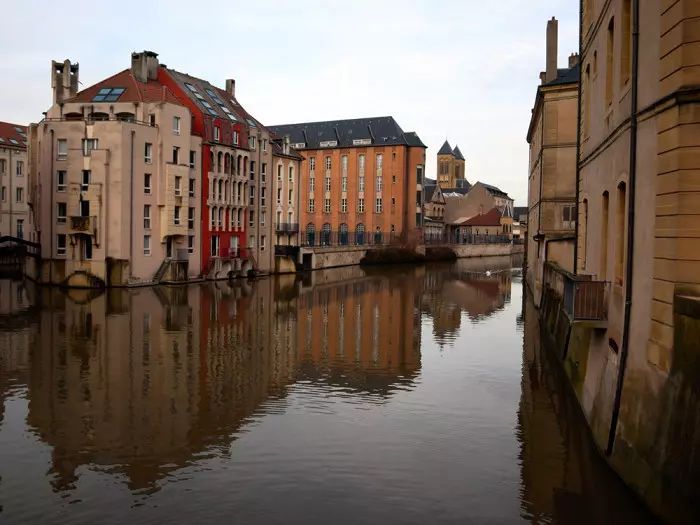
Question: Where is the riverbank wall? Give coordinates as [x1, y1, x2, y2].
[536, 268, 700, 524]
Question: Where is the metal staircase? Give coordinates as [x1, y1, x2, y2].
[153, 258, 170, 283]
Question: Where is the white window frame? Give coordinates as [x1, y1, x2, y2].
[324, 199, 331, 213]
[325, 177, 331, 192]
[144, 173, 152, 194]
[57, 234, 67, 256]
[188, 235, 194, 253]
[310, 176, 315, 192]
[376, 198, 383, 213]
[214, 126, 221, 142]
[145, 142, 152, 163]
[81, 170, 90, 191]
[189, 151, 196, 169]
[173, 116, 181, 135]
[57, 171, 67, 191]
[16, 161, 23, 176]
[144, 204, 151, 229]
[377, 154, 383, 169]
[359, 198, 365, 213]
[359, 176, 365, 192]
[341, 198, 347, 213]
[262, 139, 267, 152]
[189, 178, 196, 198]
[174, 206, 181, 225]
[57, 139, 68, 160]
[144, 235, 151, 256]
[260, 235, 266, 251]
[309, 199, 315, 213]
[376, 174, 383, 192]
[82, 138, 98, 156]
[57, 202, 67, 223]
[261, 211, 266, 226]
[325, 156, 331, 170]
[309, 157, 316, 172]
[250, 136, 256, 150]
[16, 187, 23, 203]
[277, 164, 282, 183]
[342, 176, 347, 192]
[175, 176, 182, 197]
[233, 131, 239, 145]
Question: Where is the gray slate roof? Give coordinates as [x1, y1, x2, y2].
[513, 206, 528, 218]
[453, 146, 465, 161]
[268, 116, 426, 150]
[544, 63, 580, 87]
[437, 140, 453, 156]
[424, 183, 438, 203]
[480, 182, 510, 198]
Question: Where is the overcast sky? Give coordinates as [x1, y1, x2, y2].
[1, 0, 578, 205]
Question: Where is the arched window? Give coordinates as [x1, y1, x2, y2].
[224, 153, 230, 174]
[218, 180, 223, 201]
[219, 208, 224, 229]
[224, 180, 229, 203]
[237, 209, 243, 228]
[581, 198, 589, 270]
[339, 223, 349, 245]
[218, 152, 223, 173]
[210, 206, 217, 229]
[238, 182, 243, 204]
[615, 182, 627, 285]
[237, 155, 242, 176]
[210, 151, 214, 171]
[306, 223, 316, 246]
[356, 223, 365, 245]
[321, 223, 331, 246]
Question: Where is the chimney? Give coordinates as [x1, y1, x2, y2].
[283, 135, 290, 155]
[569, 52, 580, 68]
[51, 59, 79, 105]
[225, 79, 236, 98]
[546, 17, 558, 83]
[539, 72, 546, 85]
[131, 51, 159, 82]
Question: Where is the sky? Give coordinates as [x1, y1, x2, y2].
[0, 0, 578, 206]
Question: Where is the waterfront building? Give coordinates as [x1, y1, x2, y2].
[269, 117, 427, 247]
[159, 62, 303, 276]
[423, 178, 446, 238]
[444, 181, 514, 230]
[436, 140, 467, 189]
[29, 56, 201, 286]
[0, 122, 33, 240]
[526, 17, 580, 303]
[513, 206, 528, 240]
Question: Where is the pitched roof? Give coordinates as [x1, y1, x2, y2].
[424, 183, 437, 203]
[271, 139, 304, 160]
[437, 140, 453, 156]
[544, 63, 580, 87]
[462, 208, 503, 227]
[67, 69, 184, 106]
[480, 182, 510, 198]
[268, 116, 426, 150]
[453, 145, 465, 161]
[513, 206, 528, 218]
[0, 121, 28, 150]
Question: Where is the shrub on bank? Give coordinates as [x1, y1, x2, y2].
[360, 248, 426, 266]
[425, 247, 458, 262]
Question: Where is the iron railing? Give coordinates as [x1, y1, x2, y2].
[172, 248, 189, 262]
[276, 222, 299, 233]
[424, 233, 512, 245]
[543, 262, 608, 321]
[300, 231, 397, 247]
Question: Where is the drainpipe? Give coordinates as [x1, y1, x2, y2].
[50, 130, 55, 284]
[573, 0, 583, 274]
[129, 130, 135, 278]
[606, 0, 639, 456]
[9, 149, 13, 236]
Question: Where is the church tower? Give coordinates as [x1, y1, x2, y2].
[437, 140, 467, 188]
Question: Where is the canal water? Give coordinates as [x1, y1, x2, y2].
[0, 257, 657, 524]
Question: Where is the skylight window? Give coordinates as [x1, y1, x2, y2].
[91, 87, 125, 102]
[185, 83, 198, 93]
[200, 100, 219, 116]
[205, 89, 224, 105]
[14, 127, 22, 133]
[246, 118, 257, 128]
[0, 138, 5, 143]
[9, 139, 19, 145]
[221, 106, 237, 121]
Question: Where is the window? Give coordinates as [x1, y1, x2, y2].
[359, 176, 365, 192]
[325, 177, 331, 192]
[214, 126, 220, 142]
[261, 187, 266, 207]
[57, 139, 68, 159]
[288, 189, 293, 205]
[324, 199, 331, 213]
[249, 184, 255, 205]
[277, 187, 282, 204]
[144, 173, 152, 194]
[173, 116, 181, 135]
[144, 204, 151, 229]
[189, 150, 196, 169]
[211, 236, 220, 257]
[392, 175, 396, 184]
[359, 154, 365, 171]
[172, 147, 180, 165]
[233, 131, 239, 145]
[262, 139, 267, 152]
[57, 171, 67, 191]
[376, 174, 383, 192]
[91, 87, 125, 102]
[261, 211, 266, 226]
[173, 176, 182, 197]
[1, 187, 5, 201]
[174, 206, 181, 225]
[189, 178, 196, 198]
[57, 234, 67, 256]
[16, 187, 23, 203]
[392, 197, 396, 206]
[262, 163, 267, 182]
[582, 199, 589, 270]
[310, 157, 316, 172]
[249, 210, 255, 227]
[310, 176, 315, 192]
[289, 166, 294, 183]
[615, 182, 627, 284]
[250, 160, 256, 181]
[57, 203, 67, 223]
[81, 170, 90, 191]
[562, 205, 576, 230]
[277, 164, 282, 183]
[188, 235, 194, 253]
[150, 114, 156, 126]
[145, 142, 152, 163]
[16, 161, 23, 176]
[600, 191, 610, 280]
[250, 136, 256, 150]
[621, 0, 631, 86]
[144, 235, 151, 256]
[584, 64, 591, 137]
[246, 118, 257, 128]
[376, 198, 382, 213]
[309, 199, 315, 213]
[249, 235, 255, 249]
[341, 198, 347, 213]
[325, 156, 331, 171]
[377, 154, 383, 169]
[218, 208, 223, 228]
[80, 199, 90, 217]
[82, 138, 98, 156]
[358, 198, 365, 213]
[0, 159, 4, 174]
[606, 17, 615, 106]
[342, 176, 348, 192]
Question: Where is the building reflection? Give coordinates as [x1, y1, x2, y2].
[421, 256, 516, 344]
[3, 265, 423, 493]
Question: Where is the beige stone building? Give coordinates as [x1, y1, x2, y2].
[436, 141, 467, 189]
[444, 181, 514, 228]
[526, 17, 579, 303]
[29, 58, 202, 286]
[0, 122, 33, 240]
[423, 179, 446, 238]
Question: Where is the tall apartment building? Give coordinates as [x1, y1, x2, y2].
[526, 17, 579, 303]
[436, 140, 467, 188]
[30, 56, 201, 286]
[269, 117, 427, 246]
[159, 61, 302, 276]
[0, 122, 33, 240]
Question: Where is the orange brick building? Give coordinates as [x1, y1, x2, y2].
[270, 117, 426, 245]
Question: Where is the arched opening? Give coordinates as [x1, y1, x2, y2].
[211, 206, 217, 229]
[218, 180, 223, 201]
[237, 209, 243, 229]
[339, 223, 349, 245]
[116, 112, 135, 122]
[64, 112, 82, 121]
[225, 153, 231, 175]
[615, 182, 627, 285]
[210, 151, 214, 172]
[224, 180, 229, 203]
[356, 223, 365, 245]
[217, 152, 223, 173]
[237, 155, 242, 176]
[88, 112, 109, 122]
[600, 191, 610, 280]
[321, 223, 331, 246]
[306, 223, 316, 246]
[238, 182, 243, 204]
[219, 208, 224, 230]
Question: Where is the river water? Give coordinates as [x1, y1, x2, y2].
[0, 256, 657, 524]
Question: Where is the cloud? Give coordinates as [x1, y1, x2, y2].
[0, 0, 578, 205]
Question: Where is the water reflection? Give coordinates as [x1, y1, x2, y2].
[0, 260, 656, 524]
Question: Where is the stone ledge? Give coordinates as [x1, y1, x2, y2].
[674, 293, 700, 318]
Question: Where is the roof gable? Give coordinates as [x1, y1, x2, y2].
[437, 140, 453, 156]
[462, 208, 503, 227]
[68, 69, 184, 106]
[453, 145, 465, 161]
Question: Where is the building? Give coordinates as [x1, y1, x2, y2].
[159, 61, 303, 277]
[526, 17, 579, 302]
[29, 56, 202, 286]
[436, 140, 467, 188]
[423, 178, 446, 238]
[0, 122, 32, 239]
[513, 206, 528, 240]
[452, 207, 506, 239]
[444, 181, 514, 229]
[269, 117, 427, 247]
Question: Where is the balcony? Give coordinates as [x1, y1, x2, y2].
[275, 245, 299, 257]
[70, 216, 97, 235]
[275, 222, 299, 233]
[543, 262, 608, 323]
